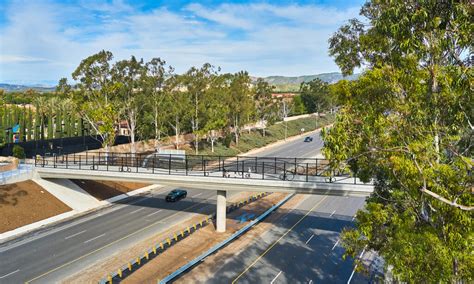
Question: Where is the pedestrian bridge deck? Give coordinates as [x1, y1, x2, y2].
[33, 153, 374, 197]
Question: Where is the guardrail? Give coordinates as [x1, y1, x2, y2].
[158, 193, 295, 283]
[98, 192, 270, 284]
[34, 152, 366, 185]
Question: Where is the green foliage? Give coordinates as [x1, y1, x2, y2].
[299, 78, 332, 113]
[327, 1, 473, 282]
[12, 145, 25, 159]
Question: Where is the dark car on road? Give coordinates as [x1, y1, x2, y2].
[304, 136, 313, 142]
[166, 189, 187, 202]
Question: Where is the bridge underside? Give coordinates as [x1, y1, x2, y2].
[35, 168, 373, 197]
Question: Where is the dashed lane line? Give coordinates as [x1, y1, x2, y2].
[331, 239, 340, 250]
[25, 194, 215, 284]
[64, 230, 87, 240]
[270, 271, 282, 284]
[305, 234, 314, 245]
[83, 233, 105, 244]
[347, 247, 366, 284]
[129, 208, 145, 214]
[232, 196, 328, 284]
[330, 210, 336, 217]
[0, 269, 19, 279]
[146, 210, 163, 217]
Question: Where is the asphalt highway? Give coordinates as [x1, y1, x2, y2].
[199, 194, 368, 284]
[0, 130, 326, 283]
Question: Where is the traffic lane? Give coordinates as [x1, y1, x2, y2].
[260, 131, 324, 158]
[235, 196, 363, 284]
[199, 194, 327, 284]
[197, 195, 365, 284]
[0, 187, 219, 283]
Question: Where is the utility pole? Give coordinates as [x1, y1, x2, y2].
[281, 100, 289, 141]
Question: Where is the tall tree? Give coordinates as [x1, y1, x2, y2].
[112, 56, 147, 155]
[254, 79, 277, 136]
[71, 50, 119, 153]
[326, 1, 473, 282]
[144, 58, 172, 148]
[227, 71, 254, 145]
[181, 63, 218, 154]
[299, 78, 330, 114]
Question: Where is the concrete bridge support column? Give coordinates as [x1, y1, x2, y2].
[216, 190, 227, 232]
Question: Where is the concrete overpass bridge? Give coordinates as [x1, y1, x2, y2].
[34, 153, 373, 232]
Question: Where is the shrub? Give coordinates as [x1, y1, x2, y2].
[12, 145, 25, 159]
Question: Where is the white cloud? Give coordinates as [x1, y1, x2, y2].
[0, 1, 361, 84]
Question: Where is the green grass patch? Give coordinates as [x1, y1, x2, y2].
[193, 114, 334, 156]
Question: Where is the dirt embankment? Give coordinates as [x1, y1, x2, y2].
[0, 180, 72, 233]
[70, 180, 149, 200]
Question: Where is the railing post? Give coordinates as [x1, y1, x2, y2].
[255, 157, 258, 174]
[262, 162, 265, 180]
[99, 152, 101, 166]
[274, 157, 277, 174]
[66, 155, 68, 169]
[86, 151, 88, 165]
[93, 156, 95, 170]
[201, 155, 204, 171]
[315, 159, 319, 175]
[73, 153, 76, 164]
[79, 155, 81, 170]
[136, 157, 139, 173]
[203, 158, 206, 176]
[169, 154, 172, 175]
[54, 155, 56, 168]
[306, 163, 309, 182]
[242, 160, 245, 179]
[237, 156, 239, 172]
[34, 155, 37, 167]
[283, 161, 286, 176]
[152, 155, 155, 174]
[185, 155, 188, 176]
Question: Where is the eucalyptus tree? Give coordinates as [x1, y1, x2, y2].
[144, 58, 173, 147]
[226, 71, 254, 145]
[299, 78, 330, 114]
[71, 50, 119, 153]
[200, 73, 229, 152]
[112, 56, 148, 155]
[254, 78, 277, 136]
[326, 1, 473, 281]
[165, 74, 191, 150]
[181, 63, 218, 154]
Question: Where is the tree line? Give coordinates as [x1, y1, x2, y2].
[56, 51, 336, 154]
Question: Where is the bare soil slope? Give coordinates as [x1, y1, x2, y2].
[71, 180, 149, 200]
[0, 180, 72, 233]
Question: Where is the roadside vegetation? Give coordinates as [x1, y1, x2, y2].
[325, 1, 473, 282]
[197, 114, 334, 156]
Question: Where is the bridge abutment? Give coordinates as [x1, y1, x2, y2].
[216, 190, 227, 232]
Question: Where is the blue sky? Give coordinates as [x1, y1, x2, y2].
[0, 0, 364, 85]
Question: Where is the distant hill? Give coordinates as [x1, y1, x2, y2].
[255, 72, 359, 92]
[0, 83, 56, 93]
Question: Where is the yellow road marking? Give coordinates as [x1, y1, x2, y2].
[232, 196, 328, 284]
[25, 193, 214, 283]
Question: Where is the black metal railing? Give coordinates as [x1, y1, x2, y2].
[34, 152, 365, 185]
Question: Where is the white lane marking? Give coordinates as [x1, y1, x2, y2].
[65, 230, 87, 240]
[0, 269, 19, 279]
[191, 193, 202, 198]
[146, 209, 163, 217]
[308, 280, 313, 284]
[270, 270, 282, 284]
[351, 215, 356, 221]
[332, 239, 340, 250]
[84, 233, 105, 244]
[330, 210, 336, 217]
[305, 234, 314, 244]
[347, 247, 366, 283]
[129, 208, 144, 214]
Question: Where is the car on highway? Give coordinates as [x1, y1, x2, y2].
[165, 189, 187, 202]
[304, 136, 313, 142]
